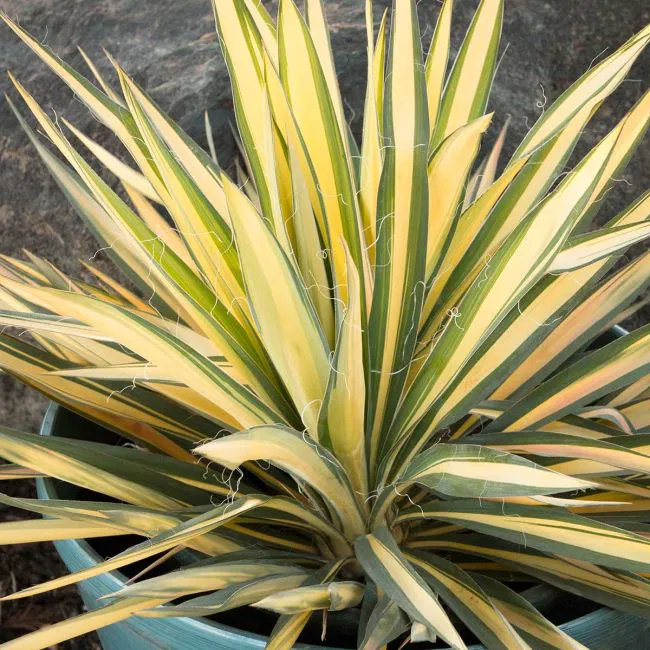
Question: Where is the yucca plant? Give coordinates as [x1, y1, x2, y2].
[1, 0, 650, 648]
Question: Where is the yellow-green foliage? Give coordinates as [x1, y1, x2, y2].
[1, 1, 650, 648]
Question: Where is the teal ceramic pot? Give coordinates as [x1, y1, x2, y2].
[36, 393, 648, 649]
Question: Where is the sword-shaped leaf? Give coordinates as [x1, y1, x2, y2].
[12, 287, 284, 429]
[400, 443, 594, 497]
[117, 69, 247, 309]
[407, 551, 528, 650]
[358, 594, 409, 650]
[7, 79, 292, 413]
[425, 0, 453, 139]
[0, 428, 239, 509]
[487, 324, 650, 432]
[266, 560, 348, 650]
[254, 580, 363, 614]
[196, 425, 365, 539]
[318, 246, 367, 498]
[211, 0, 290, 252]
[76, 46, 120, 101]
[137, 572, 309, 618]
[4, 94, 178, 316]
[277, 0, 369, 308]
[513, 23, 650, 157]
[0, 332, 219, 446]
[354, 527, 466, 649]
[0, 518, 124, 544]
[359, 2, 387, 255]
[106, 559, 307, 602]
[422, 85, 650, 342]
[288, 135, 336, 347]
[546, 433, 650, 477]
[418, 153, 528, 331]
[471, 431, 650, 476]
[63, 119, 158, 202]
[475, 118, 511, 200]
[425, 114, 493, 280]
[425, 194, 650, 440]
[2, 15, 140, 152]
[0, 464, 43, 480]
[473, 574, 589, 650]
[493, 245, 650, 405]
[399, 501, 650, 574]
[0, 499, 263, 603]
[549, 220, 650, 273]
[367, 0, 429, 465]
[432, 0, 503, 147]
[221, 173, 330, 436]
[406, 533, 650, 620]
[0, 596, 167, 650]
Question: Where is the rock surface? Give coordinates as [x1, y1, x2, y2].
[0, 1, 648, 647]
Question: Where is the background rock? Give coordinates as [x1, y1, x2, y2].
[0, 1, 648, 646]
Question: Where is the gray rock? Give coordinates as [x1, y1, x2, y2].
[0, 0, 648, 433]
